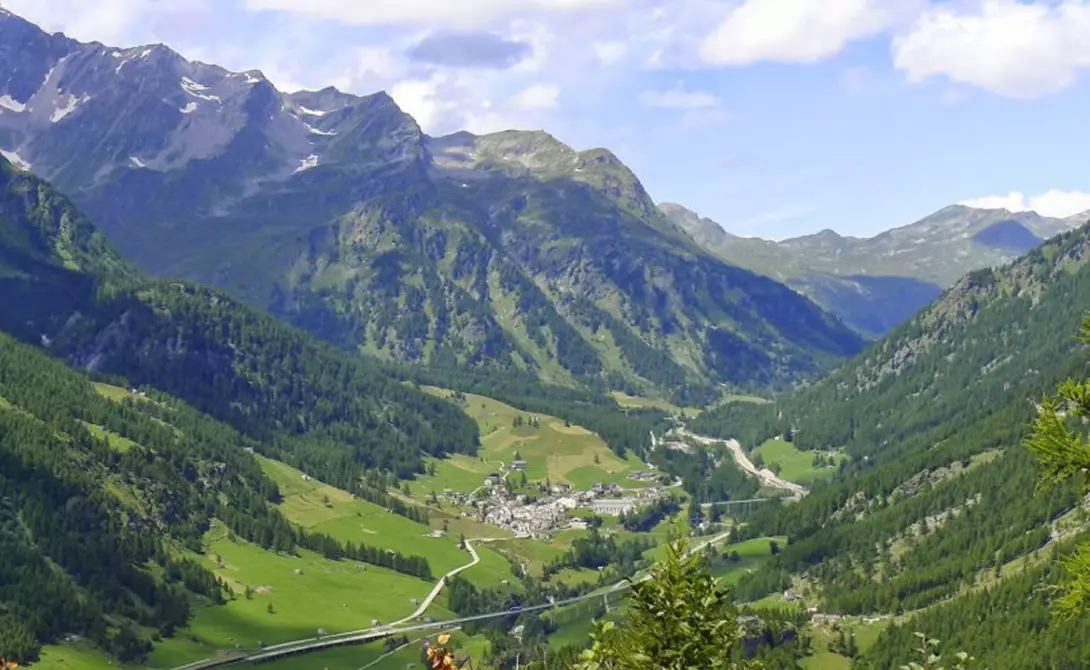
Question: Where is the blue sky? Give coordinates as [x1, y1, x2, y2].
[7, 0, 1090, 239]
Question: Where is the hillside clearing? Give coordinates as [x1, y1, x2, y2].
[416, 388, 652, 493]
[258, 457, 469, 575]
[753, 438, 842, 485]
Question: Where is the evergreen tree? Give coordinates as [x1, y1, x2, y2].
[574, 536, 761, 669]
[1024, 313, 1090, 620]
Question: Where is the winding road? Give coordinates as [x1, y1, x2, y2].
[390, 538, 491, 626]
[673, 427, 808, 499]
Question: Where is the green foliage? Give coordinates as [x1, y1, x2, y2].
[897, 633, 974, 670]
[542, 529, 654, 580]
[574, 537, 761, 670]
[1023, 313, 1090, 620]
[618, 495, 681, 532]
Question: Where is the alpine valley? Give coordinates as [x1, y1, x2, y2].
[2, 5, 1090, 670]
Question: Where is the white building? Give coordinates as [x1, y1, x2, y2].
[590, 498, 638, 516]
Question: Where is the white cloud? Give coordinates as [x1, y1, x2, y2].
[389, 76, 446, 130]
[594, 41, 628, 65]
[960, 189, 1090, 218]
[508, 83, 560, 110]
[2, 0, 213, 45]
[700, 0, 921, 66]
[639, 85, 719, 109]
[893, 0, 1090, 99]
[243, 0, 627, 27]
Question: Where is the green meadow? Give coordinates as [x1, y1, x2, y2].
[413, 388, 653, 495]
[753, 438, 843, 485]
[259, 456, 471, 575]
[81, 421, 139, 452]
[710, 536, 788, 588]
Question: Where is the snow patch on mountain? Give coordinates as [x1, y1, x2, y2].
[181, 77, 220, 102]
[180, 102, 199, 114]
[293, 154, 319, 173]
[129, 156, 145, 168]
[298, 106, 327, 117]
[50, 94, 89, 122]
[307, 125, 336, 136]
[0, 95, 26, 112]
[1, 149, 30, 170]
[181, 76, 208, 92]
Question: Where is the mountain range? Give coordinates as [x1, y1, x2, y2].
[661, 202, 1087, 337]
[0, 9, 862, 401]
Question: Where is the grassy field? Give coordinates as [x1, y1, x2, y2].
[91, 381, 134, 402]
[259, 457, 471, 575]
[415, 388, 652, 494]
[81, 421, 139, 452]
[609, 391, 770, 417]
[802, 617, 889, 669]
[710, 536, 787, 588]
[753, 439, 842, 485]
[801, 651, 854, 670]
[609, 391, 704, 417]
[460, 543, 522, 590]
[36, 518, 453, 670]
[191, 628, 491, 670]
[146, 521, 448, 668]
[33, 643, 143, 670]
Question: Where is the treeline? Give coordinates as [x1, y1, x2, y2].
[619, 495, 681, 532]
[298, 532, 431, 579]
[542, 529, 654, 578]
[3, 160, 486, 496]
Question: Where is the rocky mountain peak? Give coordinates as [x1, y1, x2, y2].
[0, 7, 867, 398]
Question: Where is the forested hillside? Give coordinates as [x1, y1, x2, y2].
[693, 222, 1090, 463]
[0, 331, 435, 665]
[0, 155, 479, 485]
[690, 223, 1090, 664]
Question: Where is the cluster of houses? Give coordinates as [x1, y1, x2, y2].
[465, 481, 672, 537]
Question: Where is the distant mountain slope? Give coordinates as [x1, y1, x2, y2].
[0, 10, 863, 399]
[0, 154, 479, 484]
[660, 202, 1083, 338]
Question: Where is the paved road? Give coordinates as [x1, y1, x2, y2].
[674, 428, 808, 499]
[390, 538, 493, 626]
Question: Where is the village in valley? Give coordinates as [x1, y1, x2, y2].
[432, 452, 677, 538]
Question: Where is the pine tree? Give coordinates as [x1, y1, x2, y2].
[574, 536, 761, 670]
[1024, 313, 1090, 620]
